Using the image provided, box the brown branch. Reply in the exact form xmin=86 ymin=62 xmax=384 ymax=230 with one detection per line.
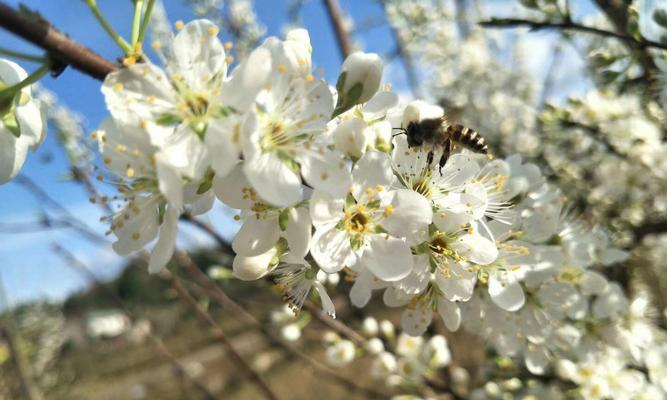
xmin=52 ymin=244 xmax=219 ymax=400
xmin=167 ymin=272 xmax=281 ymax=400
xmin=480 ymin=18 xmax=667 ymax=51
xmin=0 ymin=1 xmax=119 ymax=81
xmin=322 ymin=0 xmax=353 ymax=59
xmin=175 ymin=251 xmax=392 ymax=398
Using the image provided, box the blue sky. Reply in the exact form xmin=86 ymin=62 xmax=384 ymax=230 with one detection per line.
xmin=0 ymin=0 xmax=598 ymax=307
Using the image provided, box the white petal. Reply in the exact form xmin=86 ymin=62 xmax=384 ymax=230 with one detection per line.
xmin=350 ymin=277 xmax=372 ymax=307
xmin=436 ymin=297 xmax=462 ymax=331
xmin=362 ymin=236 xmax=413 ymax=281
xmin=351 ymin=150 xmax=394 ymax=200
xmin=313 ymin=281 xmax=336 ymax=318
xmin=232 ymin=216 xmax=280 ymax=256
xmin=525 ymin=345 xmax=550 ymax=375
xmin=101 ymin=63 xmax=175 ymax=127
xmin=435 ymin=262 xmax=477 ymax=302
xmin=148 ymin=207 xmax=179 ymax=274
xmin=488 ymin=277 xmax=525 ymax=311
xmin=156 ymin=157 xmax=184 ymax=209
xmin=15 ymin=101 xmax=46 ymax=149
xmin=111 ymin=196 xmax=161 ymax=255
xmin=450 ymin=231 xmax=498 ymax=265
xmin=382 ymin=287 xmax=412 ymax=307
xmin=333 ymin=118 xmax=368 ymax=159
xmin=221 ymin=46 xmax=272 ymax=111
xmin=243 ymin=152 xmax=302 ymax=207
xmin=580 ymin=270 xmax=609 ymax=296
xmin=169 ymin=19 xmax=226 ymax=90
xmin=310 ymin=225 xmax=357 ymax=273
xmin=600 ymin=248 xmax=629 ymax=265
xmin=158 ymin=125 xmax=208 ymax=179
xmin=401 ymin=306 xmax=432 ymax=336
xmin=213 ymin=162 xmax=255 ymax=209
xmin=298 ymin=148 xmax=351 ymax=199
xmin=0 ymin=59 xmax=27 ymax=84
xmin=0 ymin=125 xmax=29 ymax=184
xmin=309 ymin=190 xmax=345 ymax=227
xmin=361 ymin=91 xmax=399 ymax=119
xmin=382 ymin=189 xmax=432 ymax=239
xmin=232 ymin=249 xmax=276 ymax=281
xmin=432 ymin=209 xmax=473 ymax=233
xmin=205 ymin=116 xmax=242 ymax=177
xmin=284 ymin=207 xmax=312 ymax=259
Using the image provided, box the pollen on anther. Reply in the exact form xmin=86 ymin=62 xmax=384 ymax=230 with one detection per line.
xmin=126 ymin=167 xmax=135 ymax=178
xmin=90 ymin=131 xmax=98 ymax=139
xmin=103 ymin=157 xmax=112 ymax=165
xmin=151 ymin=41 xmax=162 ymax=50
xmin=224 ymin=41 xmax=233 ymax=50
xmin=207 ymin=26 xmax=219 ymax=36
xmin=306 ymin=74 xmax=314 ymax=82
xmin=233 ymin=215 xmax=241 ymax=221
xmin=132 ymin=232 xmax=141 ymax=240
xmin=278 ymin=64 xmax=287 ymax=73
xmin=225 ymin=55 xmax=234 ymax=64
xmin=175 ymin=20 xmax=184 ymax=30
xmin=113 ymin=83 xmax=124 ymax=92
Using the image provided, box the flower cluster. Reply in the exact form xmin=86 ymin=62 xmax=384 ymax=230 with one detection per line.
xmin=323 ymin=318 xmax=452 ymax=395
xmin=94 ymin=18 xmax=659 ymax=397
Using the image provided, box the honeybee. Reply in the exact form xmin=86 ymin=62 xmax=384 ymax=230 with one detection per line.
xmin=395 ymin=116 xmax=488 ymax=173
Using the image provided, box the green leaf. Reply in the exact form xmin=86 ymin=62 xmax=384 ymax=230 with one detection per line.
xmin=196 ymin=169 xmax=215 ymax=194
xmin=155 ymin=113 xmax=182 ymax=126
xmin=279 ymin=209 xmax=290 ymax=231
xmin=374 ymin=225 xmax=387 ymax=234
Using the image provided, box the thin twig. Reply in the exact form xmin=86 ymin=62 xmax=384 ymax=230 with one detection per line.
xmin=52 ymin=244 xmax=219 ymax=400
xmin=175 ymin=251 xmax=392 ymax=398
xmin=167 ymin=273 xmax=281 ymax=400
xmin=480 ymin=18 xmax=667 ymax=51
xmin=0 ymin=2 xmax=119 ymax=80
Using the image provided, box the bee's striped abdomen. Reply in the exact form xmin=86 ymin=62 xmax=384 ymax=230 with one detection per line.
xmin=447 ymin=124 xmax=488 ymax=154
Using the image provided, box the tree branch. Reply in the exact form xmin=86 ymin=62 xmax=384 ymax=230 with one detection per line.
xmin=480 ymin=18 xmax=667 ymax=51
xmin=0 ymin=2 xmax=119 ymax=81
xmin=322 ymin=0 xmax=353 ymax=59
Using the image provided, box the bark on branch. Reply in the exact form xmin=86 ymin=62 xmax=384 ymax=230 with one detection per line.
xmin=0 ymin=2 xmax=118 ymax=81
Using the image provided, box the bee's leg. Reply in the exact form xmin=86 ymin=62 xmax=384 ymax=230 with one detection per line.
xmin=438 ymin=139 xmax=453 ymax=175
xmin=426 ymin=149 xmax=434 ymax=166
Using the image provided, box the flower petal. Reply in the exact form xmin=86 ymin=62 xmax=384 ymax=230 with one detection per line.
xmin=436 ymin=297 xmax=462 ymax=331
xmin=362 ymin=236 xmax=413 ymax=281
xmin=383 ymin=189 xmax=432 ymax=240
xmin=232 ymin=248 xmax=276 ymax=281
xmin=310 ymin=190 xmax=345 ymax=227
xmin=351 ymin=150 xmax=394 ymax=200
xmin=243 ymin=152 xmax=302 ymax=207
xmin=284 ymin=207 xmax=312 ymax=259
xmin=169 ymin=19 xmax=226 ymax=90
xmin=488 ymin=276 xmax=525 ymax=312
xmin=311 ymin=225 xmax=357 ymax=273
xmin=232 ymin=216 xmax=280 ymax=256
xmin=148 ymin=206 xmax=179 ymax=274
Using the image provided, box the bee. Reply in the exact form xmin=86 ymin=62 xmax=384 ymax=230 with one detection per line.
xmin=395 ymin=117 xmax=488 ymax=174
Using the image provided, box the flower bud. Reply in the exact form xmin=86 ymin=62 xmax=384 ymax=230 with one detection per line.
xmin=333 ymin=52 xmax=383 ymax=117
xmin=333 ymin=118 xmax=368 ymax=159
xmin=325 ymin=339 xmax=356 ymax=367
xmin=281 ymin=323 xmax=302 ymax=342
xmin=365 ymin=337 xmax=384 ymax=354
xmin=361 ymin=317 xmax=379 ymax=336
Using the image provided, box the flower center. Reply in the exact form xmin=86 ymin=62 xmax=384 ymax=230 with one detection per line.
xmin=261 ymin=121 xmax=291 ymax=150
xmin=412 ymin=177 xmax=433 ymax=198
xmin=345 ymin=209 xmax=371 ymax=235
